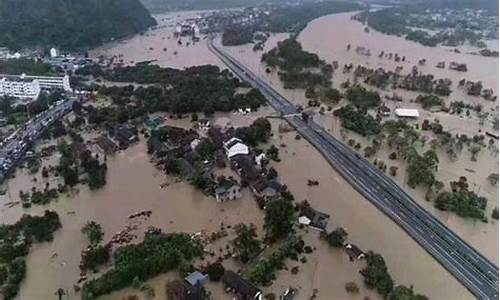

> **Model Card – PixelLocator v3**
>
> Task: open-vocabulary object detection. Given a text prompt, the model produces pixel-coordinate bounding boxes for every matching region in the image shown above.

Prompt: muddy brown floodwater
[91,11,224,69]
[221,10,498,265]
[1,9,497,300]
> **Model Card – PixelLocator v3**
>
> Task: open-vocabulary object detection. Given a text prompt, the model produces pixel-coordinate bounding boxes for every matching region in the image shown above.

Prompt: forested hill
[0,0,157,51]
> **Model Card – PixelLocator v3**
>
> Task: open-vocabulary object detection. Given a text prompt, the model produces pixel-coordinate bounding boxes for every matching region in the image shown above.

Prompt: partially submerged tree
[326,227,348,247]
[81,221,104,246]
[264,200,296,242]
[487,173,499,186]
[231,223,262,263]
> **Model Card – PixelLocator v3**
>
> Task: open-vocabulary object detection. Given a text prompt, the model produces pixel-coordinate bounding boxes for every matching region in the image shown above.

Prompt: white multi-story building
[0,77,41,100]
[24,74,72,92]
[0,74,72,101]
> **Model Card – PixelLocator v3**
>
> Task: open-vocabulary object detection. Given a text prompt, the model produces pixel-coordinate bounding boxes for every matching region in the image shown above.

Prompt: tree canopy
[0,0,156,50]
[264,200,296,242]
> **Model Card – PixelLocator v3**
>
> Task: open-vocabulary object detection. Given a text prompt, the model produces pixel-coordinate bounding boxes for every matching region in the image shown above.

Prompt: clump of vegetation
[80,64,267,118]
[450,100,482,115]
[406,150,439,189]
[492,207,499,220]
[81,232,203,299]
[345,281,360,293]
[415,94,444,110]
[231,223,262,263]
[361,251,427,299]
[326,227,348,247]
[222,27,255,46]
[487,173,498,186]
[434,177,488,220]
[19,186,59,206]
[262,39,323,71]
[55,140,108,190]
[249,236,304,286]
[264,200,296,242]
[266,145,280,162]
[0,58,53,76]
[334,105,382,136]
[0,211,61,300]
[350,65,452,96]
[205,262,225,281]
[262,39,332,91]
[389,285,429,300]
[235,118,272,146]
[360,251,394,296]
[344,85,381,109]
[81,221,104,246]
[80,245,111,272]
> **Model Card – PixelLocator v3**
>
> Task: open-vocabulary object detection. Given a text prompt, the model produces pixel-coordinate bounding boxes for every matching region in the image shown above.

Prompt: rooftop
[394,108,420,118]
[222,270,262,299]
[184,271,208,287]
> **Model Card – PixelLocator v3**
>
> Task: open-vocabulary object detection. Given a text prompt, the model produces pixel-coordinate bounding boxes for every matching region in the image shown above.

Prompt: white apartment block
[0,74,72,101]
[23,74,72,92]
[0,77,41,100]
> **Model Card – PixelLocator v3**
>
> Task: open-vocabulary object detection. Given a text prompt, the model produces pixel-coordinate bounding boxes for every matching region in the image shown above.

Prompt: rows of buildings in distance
[174,21,201,40]
[158,6,270,39]
[0,47,22,60]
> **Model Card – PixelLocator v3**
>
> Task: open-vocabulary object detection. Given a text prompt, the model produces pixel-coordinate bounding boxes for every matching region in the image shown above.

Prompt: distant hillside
[0,0,157,51]
[140,0,281,13]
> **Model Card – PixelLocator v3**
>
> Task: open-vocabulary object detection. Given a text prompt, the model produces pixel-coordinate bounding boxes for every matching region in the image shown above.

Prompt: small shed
[394,108,419,118]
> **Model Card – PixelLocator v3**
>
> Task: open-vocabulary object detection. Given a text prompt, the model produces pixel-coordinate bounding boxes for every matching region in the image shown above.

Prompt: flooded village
[0,3,498,300]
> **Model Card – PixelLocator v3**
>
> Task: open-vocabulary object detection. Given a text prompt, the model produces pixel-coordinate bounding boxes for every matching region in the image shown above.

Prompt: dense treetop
[78,64,267,118]
[0,0,156,50]
[262,39,322,72]
[0,59,53,76]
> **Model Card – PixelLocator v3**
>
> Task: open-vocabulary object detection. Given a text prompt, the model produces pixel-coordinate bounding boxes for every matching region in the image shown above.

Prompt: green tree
[487,173,499,186]
[266,145,280,162]
[406,150,438,189]
[326,227,348,247]
[345,85,381,109]
[360,252,394,297]
[491,207,498,220]
[205,262,225,281]
[264,200,296,242]
[81,221,104,246]
[389,285,428,300]
[80,245,111,271]
[232,223,261,263]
